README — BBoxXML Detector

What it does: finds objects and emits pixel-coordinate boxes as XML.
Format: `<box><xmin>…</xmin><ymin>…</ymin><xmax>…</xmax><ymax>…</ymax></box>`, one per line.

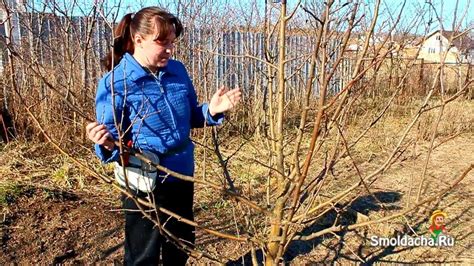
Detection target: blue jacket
<box><xmin>94</xmin><ymin>53</ymin><xmax>223</xmax><ymax>179</ymax></box>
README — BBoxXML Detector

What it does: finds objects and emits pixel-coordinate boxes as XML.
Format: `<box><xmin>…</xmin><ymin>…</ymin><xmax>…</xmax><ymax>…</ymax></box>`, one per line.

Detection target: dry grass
<box><xmin>190</xmin><ymin>97</ymin><xmax>474</xmax><ymax>262</ymax></box>
<box><xmin>0</xmin><ymin>97</ymin><xmax>473</xmax><ymax>263</ymax></box>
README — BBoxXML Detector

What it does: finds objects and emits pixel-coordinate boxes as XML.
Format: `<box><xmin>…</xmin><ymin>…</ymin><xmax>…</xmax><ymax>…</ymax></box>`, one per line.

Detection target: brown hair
<box><xmin>102</xmin><ymin>7</ymin><xmax>183</xmax><ymax>71</ymax></box>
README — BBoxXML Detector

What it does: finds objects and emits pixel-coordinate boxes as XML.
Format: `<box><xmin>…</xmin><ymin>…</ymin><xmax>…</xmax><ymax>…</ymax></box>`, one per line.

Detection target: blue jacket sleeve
<box><xmin>94</xmin><ymin>77</ymin><xmax>130</xmax><ymax>163</ymax></box>
<box><xmin>184</xmin><ymin>68</ymin><xmax>224</xmax><ymax>128</ymax></box>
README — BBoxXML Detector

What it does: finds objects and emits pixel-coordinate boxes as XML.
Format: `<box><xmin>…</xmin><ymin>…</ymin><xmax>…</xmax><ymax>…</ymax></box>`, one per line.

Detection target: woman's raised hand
<box><xmin>208</xmin><ymin>87</ymin><xmax>242</xmax><ymax>116</ymax></box>
<box><xmin>86</xmin><ymin>122</ymin><xmax>115</xmax><ymax>151</ymax></box>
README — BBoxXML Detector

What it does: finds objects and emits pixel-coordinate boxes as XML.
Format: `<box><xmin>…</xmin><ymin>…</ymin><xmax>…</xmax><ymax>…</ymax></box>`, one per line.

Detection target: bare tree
<box><xmin>1</xmin><ymin>0</ymin><xmax>473</xmax><ymax>264</ymax></box>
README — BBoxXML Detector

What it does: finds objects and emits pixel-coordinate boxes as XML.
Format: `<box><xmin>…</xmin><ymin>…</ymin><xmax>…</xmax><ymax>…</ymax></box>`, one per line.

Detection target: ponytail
<box><xmin>102</xmin><ymin>13</ymin><xmax>135</xmax><ymax>71</ymax></box>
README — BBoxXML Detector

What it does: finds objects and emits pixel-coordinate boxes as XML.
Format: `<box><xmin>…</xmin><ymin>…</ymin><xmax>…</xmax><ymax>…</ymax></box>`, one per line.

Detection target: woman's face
<box><xmin>134</xmin><ymin>26</ymin><xmax>176</xmax><ymax>71</ymax></box>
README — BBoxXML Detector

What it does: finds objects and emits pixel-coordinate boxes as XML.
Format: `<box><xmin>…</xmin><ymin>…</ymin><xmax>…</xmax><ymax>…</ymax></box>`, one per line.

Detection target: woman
<box><xmin>86</xmin><ymin>7</ymin><xmax>241</xmax><ymax>265</ymax></box>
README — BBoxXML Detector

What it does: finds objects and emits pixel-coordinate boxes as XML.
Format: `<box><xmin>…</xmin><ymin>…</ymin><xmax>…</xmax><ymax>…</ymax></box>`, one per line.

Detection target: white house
<box><xmin>418</xmin><ymin>30</ymin><xmax>474</xmax><ymax>64</ymax></box>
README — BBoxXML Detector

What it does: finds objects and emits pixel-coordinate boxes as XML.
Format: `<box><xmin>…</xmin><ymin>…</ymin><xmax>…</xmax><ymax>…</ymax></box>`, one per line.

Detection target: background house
<box><xmin>417</xmin><ymin>30</ymin><xmax>474</xmax><ymax>64</ymax></box>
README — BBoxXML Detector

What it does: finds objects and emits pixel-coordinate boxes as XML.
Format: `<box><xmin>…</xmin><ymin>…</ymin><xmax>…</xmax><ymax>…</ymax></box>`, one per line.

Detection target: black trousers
<box><xmin>122</xmin><ymin>180</ymin><xmax>195</xmax><ymax>265</ymax></box>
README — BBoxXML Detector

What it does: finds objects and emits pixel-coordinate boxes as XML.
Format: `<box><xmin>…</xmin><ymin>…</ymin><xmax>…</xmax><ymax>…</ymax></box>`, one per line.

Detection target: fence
<box><xmin>1</xmin><ymin>8</ymin><xmax>471</xmax><ymax>141</ymax></box>
<box><xmin>0</xmin><ymin>9</ymin><xmax>353</xmax><ymax>101</ymax></box>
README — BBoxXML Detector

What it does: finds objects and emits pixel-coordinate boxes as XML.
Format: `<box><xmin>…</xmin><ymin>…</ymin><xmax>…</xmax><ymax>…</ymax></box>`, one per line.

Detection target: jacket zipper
<box><xmin>156</xmin><ymin>71</ymin><xmax>177</xmax><ymax>129</ymax></box>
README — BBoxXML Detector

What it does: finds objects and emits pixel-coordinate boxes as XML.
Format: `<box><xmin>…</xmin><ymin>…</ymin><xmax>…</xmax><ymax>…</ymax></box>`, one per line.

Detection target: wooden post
<box><xmin>0</xmin><ymin>113</ymin><xmax>8</xmax><ymax>142</ymax></box>
<box><xmin>464</xmin><ymin>63</ymin><xmax>472</xmax><ymax>99</ymax></box>
<box><xmin>419</xmin><ymin>58</ymin><xmax>425</xmax><ymax>94</ymax></box>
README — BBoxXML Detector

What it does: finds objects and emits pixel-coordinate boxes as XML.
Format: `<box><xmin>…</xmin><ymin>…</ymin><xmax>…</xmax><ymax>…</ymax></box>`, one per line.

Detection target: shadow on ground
<box><xmin>226</xmin><ymin>191</ymin><xmax>402</xmax><ymax>265</ymax></box>
<box><xmin>296</xmin><ymin>191</ymin><xmax>471</xmax><ymax>265</ymax></box>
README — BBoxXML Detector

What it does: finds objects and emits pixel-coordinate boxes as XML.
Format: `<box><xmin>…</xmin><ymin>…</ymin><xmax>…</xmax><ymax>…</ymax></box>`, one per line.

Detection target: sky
<box><xmin>17</xmin><ymin>0</ymin><xmax>474</xmax><ymax>33</ymax></box>
<box><xmin>113</xmin><ymin>0</ymin><xmax>473</xmax><ymax>31</ymax></box>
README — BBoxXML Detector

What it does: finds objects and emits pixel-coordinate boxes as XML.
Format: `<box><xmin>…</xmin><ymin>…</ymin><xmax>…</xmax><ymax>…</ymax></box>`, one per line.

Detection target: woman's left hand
<box><xmin>208</xmin><ymin>87</ymin><xmax>242</xmax><ymax>116</ymax></box>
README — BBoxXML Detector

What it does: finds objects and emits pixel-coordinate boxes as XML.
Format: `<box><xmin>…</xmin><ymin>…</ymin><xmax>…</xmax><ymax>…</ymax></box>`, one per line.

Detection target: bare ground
<box><xmin>289</xmin><ymin>134</ymin><xmax>474</xmax><ymax>264</ymax></box>
<box><xmin>1</xmin><ymin>134</ymin><xmax>472</xmax><ymax>264</ymax></box>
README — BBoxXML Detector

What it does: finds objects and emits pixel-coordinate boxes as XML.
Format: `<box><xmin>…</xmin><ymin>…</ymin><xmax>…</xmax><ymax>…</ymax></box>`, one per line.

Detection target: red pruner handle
<box><xmin>122</xmin><ymin>140</ymin><xmax>133</xmax><ymax>166</ymax></box>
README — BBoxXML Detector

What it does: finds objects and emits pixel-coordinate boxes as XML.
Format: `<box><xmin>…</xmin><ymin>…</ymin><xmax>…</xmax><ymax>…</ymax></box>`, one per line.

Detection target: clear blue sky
<box><xmin>111</xmin><ymin>0</ymin><xmax>473</xmax><ymax>31</ymax></box>
<box><xmin>400</xmin><ymin>0</ymin><xmax>473</xmax><ymax>30</ymax></box>
<box><xmin>26</xmin><ymin>0</ymin><xmax>473</xmax><ymax>33</ymax></box>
